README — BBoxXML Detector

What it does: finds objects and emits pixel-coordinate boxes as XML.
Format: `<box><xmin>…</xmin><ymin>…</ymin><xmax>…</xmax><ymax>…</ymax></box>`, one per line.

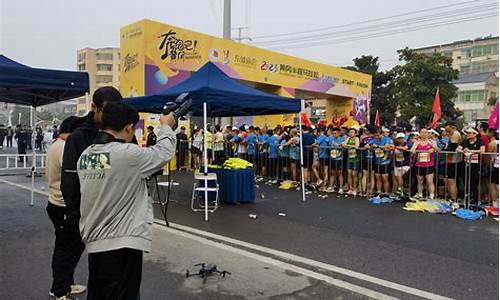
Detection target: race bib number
<box><xmin>348</xmin><ymin>149</ymin><xmax>357</xmax><ymax>158</ymax></box>
<box><xmin>418</xmin><ymin>152</ymin><xmax>430</xmax><ymax>163</ymax></box>
<box><xmin>330</xmin><ymin>149</ymin><xmax>341</xmax><ymax>158</ymax></box>
<box><xmin>470</xmin><ymin>153</ymin><xmax>479</xmax><ymax>164</ymax></box>
<box><xmin>494</xmin><ymin>156</ymin><xmax>499</xmax><ymax>168</ymax></box>
<box><xmin>374</xmin><ymin>148</ymin><xmax>384</xmax><ymax>158</ymax></box>
<box><xmin>396</xmin><ymin>151</ymin><xmax>405</xmax><ymax>162</ymax></box>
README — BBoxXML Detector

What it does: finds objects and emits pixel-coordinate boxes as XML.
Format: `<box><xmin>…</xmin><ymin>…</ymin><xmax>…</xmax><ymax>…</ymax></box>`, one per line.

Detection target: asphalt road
<box><xmin>0</xmin><ymin>170</ymin><xmax>498</xmax><ymax>299</ymax></box>
<box><xmin>0</xmin><ymin>182</ymin><xmax>368</xmax><ymax>300</ymax></box>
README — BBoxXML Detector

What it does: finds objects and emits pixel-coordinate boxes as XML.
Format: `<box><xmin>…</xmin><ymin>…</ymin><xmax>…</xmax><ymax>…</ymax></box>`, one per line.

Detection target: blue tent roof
<box><xmin>124</xmin><ymin>62</ymin><xmax>300</xmax><ymax>117</ymax></box>
<box><xmin>0</xmin><ymin>54</ymin><xmax>89</xmax><ymax>107</ymax></box>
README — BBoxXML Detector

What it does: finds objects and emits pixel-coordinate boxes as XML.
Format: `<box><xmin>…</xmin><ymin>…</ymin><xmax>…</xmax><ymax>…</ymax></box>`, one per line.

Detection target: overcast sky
<box><xmin>1</xmin><ymin>0</ymin><xmax>498</xmax><ymax>72</ymax></box>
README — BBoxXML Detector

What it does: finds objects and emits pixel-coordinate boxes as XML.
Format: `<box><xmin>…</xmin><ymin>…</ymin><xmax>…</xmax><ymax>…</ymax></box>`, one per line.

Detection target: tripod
<box><xmin>148</xmin><ymin>163</ymin><xmax>178</xmax><ymax>227</ymax></box>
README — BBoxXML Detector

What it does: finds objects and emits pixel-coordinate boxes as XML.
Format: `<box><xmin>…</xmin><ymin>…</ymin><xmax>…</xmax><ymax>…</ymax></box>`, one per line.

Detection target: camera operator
<box><xmin>57</xmin><ymin>86</ymin><xmax>122</xmax><ymax>300</ymax></box>
<box><xmin>78</xmin><ymin>102</ymin><xmax>176</xmax><ymax>300</ymax></box>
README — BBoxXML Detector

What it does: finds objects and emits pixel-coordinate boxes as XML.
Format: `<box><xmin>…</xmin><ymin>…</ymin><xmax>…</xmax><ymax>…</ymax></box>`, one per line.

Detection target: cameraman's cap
<box><xmin>396</xmin><ymin>132</ymin><xmax>405</xmax><ymax>139</ymax></box>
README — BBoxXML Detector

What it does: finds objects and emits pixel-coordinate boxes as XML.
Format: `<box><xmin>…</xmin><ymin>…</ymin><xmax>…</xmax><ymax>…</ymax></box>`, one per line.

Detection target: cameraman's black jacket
<box><xmin>61</xmin><ymin>112</ymin><xmax>98</xmax><ymax>227</ymax></box>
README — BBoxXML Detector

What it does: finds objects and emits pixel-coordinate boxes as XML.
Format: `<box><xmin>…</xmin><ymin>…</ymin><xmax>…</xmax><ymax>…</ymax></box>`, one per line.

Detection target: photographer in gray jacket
<box><xmin>77</xmin><ymin>102</ymin><xmax>176</xmax><ymax>300</ymax></box>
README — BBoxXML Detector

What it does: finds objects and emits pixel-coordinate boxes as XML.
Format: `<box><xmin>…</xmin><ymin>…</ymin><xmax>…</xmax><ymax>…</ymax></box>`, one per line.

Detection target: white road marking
<box><xmin>154</xmin><ymin>222</ymin><xmax>400</xmax><ymax>300</ymax></box>
<box><xmin>0</xmin><ymin>178</ymin><xmax>455</xmax><ymax>300</ymax></box>
<box><xmin>163</xmin><ymin>221</ymin><xmax>454</xmax><ymax>300</ymax></box>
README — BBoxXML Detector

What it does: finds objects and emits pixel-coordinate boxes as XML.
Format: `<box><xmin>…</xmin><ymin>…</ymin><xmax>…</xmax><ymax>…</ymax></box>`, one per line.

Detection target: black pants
<box><xmin>88</xmin><ymin>248</ymin><xmax>143</xmax><ymax>300</ymax></box>
<box><xmin>46</xmin><ymin>203</ymin><xmax>85</xmax><ymax>297</ymax></box>
<box><xmin>6</xmin><ymin>136</ymin><xmax>12</xmax><ymax>147</ymax></box>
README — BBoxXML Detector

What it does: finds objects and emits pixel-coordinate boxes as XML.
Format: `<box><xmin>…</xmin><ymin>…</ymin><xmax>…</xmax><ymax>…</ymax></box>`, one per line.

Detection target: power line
<box><xmin>253</xmin><ymin>3</ymin><xmax>497</xmax><ymax>46</ymax></box>
<box><xmin>251</xmin><ymin>0</ymin><xmax>490</xmax><ymax>40</ymax></box>
<box><xmin>268</xmin><ymin>13</ymin><xmax>497</xmax><ymax>50</ymax></box>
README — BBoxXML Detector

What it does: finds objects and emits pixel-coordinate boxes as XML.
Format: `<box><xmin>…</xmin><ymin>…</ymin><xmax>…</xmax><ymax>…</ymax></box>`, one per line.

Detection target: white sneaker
<box><xmin>50</xmin><ymin>285</ymin><xmax>87</xmax><ymax>297</ymax></box>
<box><xmin>338</xmin><ymin>188</ymin><xmax>344</xmax><ymax>194</ymax></box>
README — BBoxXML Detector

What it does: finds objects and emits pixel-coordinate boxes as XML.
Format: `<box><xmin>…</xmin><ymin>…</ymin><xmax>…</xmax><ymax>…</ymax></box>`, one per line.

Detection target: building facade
<box><xmin>413</xmin><ymin>36</ymin><xmax>499</xmax><ymax>122</ymax></box>
<box><xmin>76</xmin><ymin>47</ymin><xmax>120</xmax><ymax>115</ymax></box>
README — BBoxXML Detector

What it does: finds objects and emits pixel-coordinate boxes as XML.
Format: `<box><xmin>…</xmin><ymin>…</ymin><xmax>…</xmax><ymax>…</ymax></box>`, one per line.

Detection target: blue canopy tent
<box><xmin>125</xmin><ymin>62</ymin><xmax>306</xmax><ymax>221</ymax></box>
<box><xmin>124</xmin><ymin>61</ymin><xmax>300</xmax><ymax>116</ymax></box>
<box><xmin>0</xmin><ymin>54</ymin><xmax>89</xmax><ymax>205</ymax></box>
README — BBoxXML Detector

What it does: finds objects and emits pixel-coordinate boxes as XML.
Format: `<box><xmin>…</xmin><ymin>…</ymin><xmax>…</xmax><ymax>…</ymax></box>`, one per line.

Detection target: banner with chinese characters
<box><xmin>120</xmin><ymin>19</ymin><xmax>372</xmax><ymax>126</ymax></box>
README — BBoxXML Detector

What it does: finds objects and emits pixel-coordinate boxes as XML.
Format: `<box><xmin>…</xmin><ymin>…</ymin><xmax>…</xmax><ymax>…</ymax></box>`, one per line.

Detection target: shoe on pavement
<box><xmin>54</xmin><ymin>294</ymin><xmax>79</xmax><ymax>300</ymax></box>
<box><xmin>50</xmin><ymin>285</ymin><xmax>87</xmax><ymax>297</ymax></box>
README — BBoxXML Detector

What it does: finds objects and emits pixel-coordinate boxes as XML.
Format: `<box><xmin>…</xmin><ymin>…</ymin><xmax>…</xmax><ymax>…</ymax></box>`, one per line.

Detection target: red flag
<box><xmin>300</xmin><ymin>112</ymin><xmax>312</xmax><ymax>127</ymax></box>
<box><xmin>488</xmin><ymin>101</ymin><xmax>499</xmax><ymax>129</ymax></box>
<box><xmin>431</xmin><ymin>88</ymin><xmax>441</xmax><ymax>129</ymax></box>
<box><xmin>374</xmin><ymin>110</ymin><xmax>380</xmax><ymax>127</ymax></box>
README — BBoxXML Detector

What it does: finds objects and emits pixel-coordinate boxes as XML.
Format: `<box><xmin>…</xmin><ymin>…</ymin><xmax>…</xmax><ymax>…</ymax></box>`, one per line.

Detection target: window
<box><xmin>96</xmin><ymin>64</ymin><xmax>113</xmax><ymax>71</ymax></box>
<box><xmin>77</xmin><ymin>52</ymin><xmax>86</xmax><ymax>62</ymax></box>
<box><xmin>471</xmin><ymin>60</ymin><xmax>499</xmax><ymax>73</ymax></box>
<box><xmin>472</xmin><ymin>44</ymin><xmax>499</xmax><ymax>57</ymax></box>
<box><xmin>462</xmin><ymin>48</ymin><xmax>472</xmax><ymax>58</ymax></box>
<box><xmin>458</xmin><ymin>90</ymin><xmax>487</xmax><ymax>102</ymax></box>
<box><xmin>460</xmin><ymin>64</ymin><xmax>471</xmax><ymax>74</ymax></box>
<box><xmin>77</xmin><ymin>63</ymin><xmax>86</xmax><ymax>71</ymax></box>
<box><xmin>96</xmin><ymin>53</ymin><xmax>113</xmax><ymax>60</ymax></box>
<box><xmin>95</xmin><ymin>75</ymin><xmax>113</xmax><ymax>83</ymax></box>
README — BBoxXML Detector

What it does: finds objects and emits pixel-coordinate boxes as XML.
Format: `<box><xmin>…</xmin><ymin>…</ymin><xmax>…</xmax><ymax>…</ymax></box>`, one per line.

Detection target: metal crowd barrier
<box><xmin>172</xmin><ymin>138</ymin><xmax>499</xmax><ymax>208</ymax></box>
<box><xmin>0</xmin><ymin>153</ymin><xmax>47</xmax><ymax>171</ymax></box>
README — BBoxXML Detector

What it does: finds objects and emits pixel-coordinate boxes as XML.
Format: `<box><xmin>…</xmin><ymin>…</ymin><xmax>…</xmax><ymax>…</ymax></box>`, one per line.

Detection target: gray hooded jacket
<box><xmin>78</xmin><ymin>125</ymin><xmax>176</xmax><ymax>253</ymax></box>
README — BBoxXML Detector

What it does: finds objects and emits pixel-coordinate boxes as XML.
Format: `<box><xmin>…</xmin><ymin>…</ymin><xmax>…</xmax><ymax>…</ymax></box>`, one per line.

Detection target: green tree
<box><xmin>37</xmin><ymin>110</ymin><xmax>54</xmax><ymax>121</ymax></box>
<box><xmin>390</xmin><ymin>48</ymin><xmax>461</xmax><ymax>128</ymax></box>
<box><xmin>12</xmin><ymin>106</ymin><xmax>31</xmax><ymax>126</ymax></box>
<box><xmin>488</xmin><ymin>96</ymin><xmax>498</xmax><ymax>106</ymax></box>
<box><xmin>344</xmin><ymin>55</ymin><xmax>396</xmax><ymax>126</ymax></box>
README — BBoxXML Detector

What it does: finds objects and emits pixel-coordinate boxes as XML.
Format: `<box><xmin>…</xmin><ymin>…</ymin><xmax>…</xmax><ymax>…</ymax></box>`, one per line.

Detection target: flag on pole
<box><xmin>374</xmin><ymin>110</ymin><xmax>380</xmax><ymax>127</ymax></box>
<box><xmin>488</xmin><ymin>101</ymin><xmax>499</xmax><ymax>129</ymax></box>
<box><xmin>300</xmin><ymin>112</ymin><xmax>312</xmax><ymax>127</ymax></box>
<box><xmin>431</xmin><ymin>88</ymin><xmax>441</xmax><ymax>129</ymax></box>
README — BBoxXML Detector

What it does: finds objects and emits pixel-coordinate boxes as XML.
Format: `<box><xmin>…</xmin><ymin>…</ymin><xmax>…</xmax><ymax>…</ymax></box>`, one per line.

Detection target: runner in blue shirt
<box><xmin>369</xmin><ymin>128</ymin><xmax>394</xmax><ymax>195</ymax></box>
<box><xmin>244</xmin><ymin>126</ymin><xmax>258</xmax><ymax>164</ymax></box>
<box><xmin>328</xmin><ymin>128</ymin><xmax>346</xmax><ymax>193</ymax></box>
<box><xmin>313</xmin><ymin>127</ymin><xmax>329</xmax><ymax>188</ymax></box>
<box><xmin>265</xmin><ymin>128</ymin><xmax>280</xmax><ymax>181</ymax></box>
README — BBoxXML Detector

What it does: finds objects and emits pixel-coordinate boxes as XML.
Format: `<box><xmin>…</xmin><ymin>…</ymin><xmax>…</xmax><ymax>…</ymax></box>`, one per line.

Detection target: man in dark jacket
<box><xmin>146</xmin><ymin>125</ymin><xmax>157</xmax><ymax>147</ymax></box>
<box><xmin>56</xmin><ymin>86</ymin><xmax>122</xmax><ymax>300</ymax></box>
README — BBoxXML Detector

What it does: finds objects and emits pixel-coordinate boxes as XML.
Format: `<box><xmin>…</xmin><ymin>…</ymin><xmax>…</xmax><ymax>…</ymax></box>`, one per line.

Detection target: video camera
<box><xmin>162</xmin><ymin>92</ymin><xmax>192</xmax><ymax>130</ymax></box>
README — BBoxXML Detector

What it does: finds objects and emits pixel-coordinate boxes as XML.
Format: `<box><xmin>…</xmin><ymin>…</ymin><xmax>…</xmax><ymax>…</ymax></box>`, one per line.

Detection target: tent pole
<box><xmin>203</xmin><ymin>102</ymin><xmax>209</xmax><ymax>222</ymax></box>
<box><xmin>30</xmin><ymin>106</ymin><xmax>35</xmax><ymax>206</ymax></box>
<box><xmin>299</xmin><ymin>99</ymin><xmax>306</xmax><ymax>202</ymax></box>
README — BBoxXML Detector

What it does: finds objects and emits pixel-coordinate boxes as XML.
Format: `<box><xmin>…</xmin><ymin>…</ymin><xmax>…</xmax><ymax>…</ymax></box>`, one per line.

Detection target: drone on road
<box><xmin>186</xmin><ymin>263</ymin><xmax>231</xmax><ymax>283</ymax></box>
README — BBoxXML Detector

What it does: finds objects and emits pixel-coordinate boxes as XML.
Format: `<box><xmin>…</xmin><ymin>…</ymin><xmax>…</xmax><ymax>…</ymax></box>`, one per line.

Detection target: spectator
<box><xmin>46</xmin><ymin>116</ymin><xmax>86</xmax><ymax>299</ymax></box>
<box><xmin>6</xmin><ymin>126</ymin><xmax>14</xmax><ymax>148</ymax></box>
<box><xmin>176</xmin><ymin>126</ymin><xmax>188</xmax><ymax>170</ymax></box>
<box><xmin>146</xmin><ymin>126</ymin><xmax>157</xmax><ymax>147</ymax></box>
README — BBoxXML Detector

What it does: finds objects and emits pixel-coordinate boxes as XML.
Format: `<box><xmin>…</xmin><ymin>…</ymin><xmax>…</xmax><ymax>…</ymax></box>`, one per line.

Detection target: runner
<box><xmin>442</xmin><ymin>121</ymin><xmax>462</xmax><ymax>202</ymax></box>
<box><xmin>287</xmin><ymin>129</ymin><xmax>300</xmax><ymax>183</ymax></box>
<box><xmin>486</xmin><ymin>128</ymin><xmax>498</xmax><ymax>206</ymax></box>
<box><xmin>393</xmin><ymin>132</ymin><xmax>410</xmax><ymax>196</ymax></box>
<box><xmin>411</xmin><ymin>128</ymin><xmax>439</xmax><ymax>200</ymax></box>
<box><xmin>369</xmin><ymin>127</ymin><xmax>394</xmax><ymax>195</ymax></box>
<box><xmin>457</xmin><ymin>127</ymin><xmax>485</xmax><ymax>207</ymax></box>
<box><xmin>313</xmin><ymin>127</ymin><xmax>329</xmax><ymax>189</ymax></box>
<box><xmin>328</xmin><ymin>127</ymin><xmax>346</xmax><ymax>193</ymax></box>
<box><xmin>360</xmin><ymin>127</ymin><xmax>376</xmax><ymax>196</ymax></box>
<box><xmin>344</xmin><ymin>128</ymin><xmax>360</xmax><ymax>196</ymax></box>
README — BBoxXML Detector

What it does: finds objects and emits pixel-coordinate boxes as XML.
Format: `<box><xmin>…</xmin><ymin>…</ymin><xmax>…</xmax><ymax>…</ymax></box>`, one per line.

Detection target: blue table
<box><xmin>208</xmin><ymin>168</ymin><xmax>255</xmax><ymax>204</ymax></box>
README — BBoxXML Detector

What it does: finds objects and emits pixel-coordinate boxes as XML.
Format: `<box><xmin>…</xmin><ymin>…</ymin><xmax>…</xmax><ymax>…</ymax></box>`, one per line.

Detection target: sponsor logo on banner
<box><xmin>208</xmin><ymin>49</ymin><xmax>230</xmax><ymax>64</ymax></box>
<box><xmin>123</xmin><ymin>53</ymin><xmax>139</xmax><ymax>73</ymax></box>
<box><xmin>158</xmin><ymin>29</ymin><xmax>200</xmax><ymax>61</ymax></box>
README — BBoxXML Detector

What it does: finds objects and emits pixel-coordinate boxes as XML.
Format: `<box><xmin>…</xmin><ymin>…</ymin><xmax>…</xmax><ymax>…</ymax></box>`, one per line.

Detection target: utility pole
<box><xmin>222</xmin><ymin>0</ymin><xmax>232</xmax><ymax>126</ymax></box>
<box><xmin>232</xmin><ymin>26</ymin><xmax>252</xmax><ymax>43</ymax></box>
<box><xmin>223</xmin><ymin>0</ymin><xmax>231</xmax><ymax>40</ymax></box>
